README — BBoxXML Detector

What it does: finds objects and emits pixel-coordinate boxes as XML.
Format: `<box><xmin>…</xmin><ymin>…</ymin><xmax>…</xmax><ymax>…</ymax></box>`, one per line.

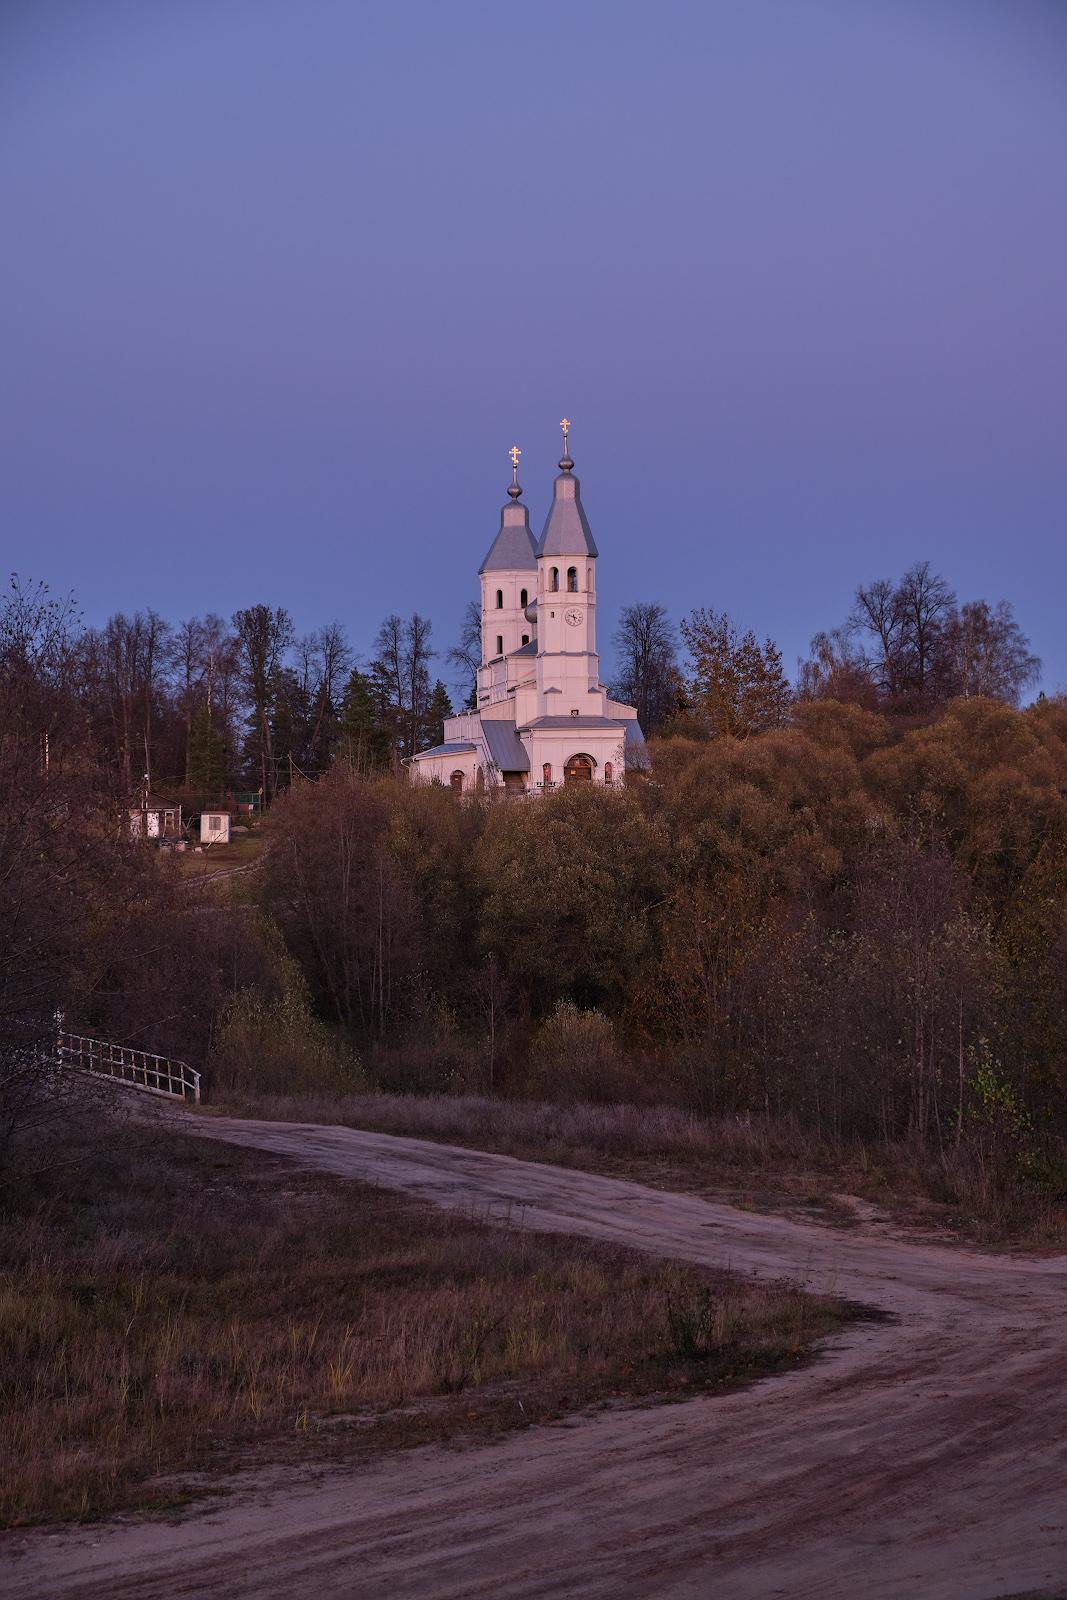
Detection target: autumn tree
<box><xmin>612</xmin><ymin>602</ymin><xmax>682</xmax><ymax>733</ymax></box>
<box><xmin>84</xmin><ymin>610</ymin><xmax>172</xmax><ymax>791</ymax></box>
<box><xmin>797</xmin><ymin>627</ymin><xmax>878</xmax><ymax>708</ymax></box>
<box><xmin>939</xmin><ymin>600</ymin><xmax>1040</xmax><ymax>705</ymax></box>
<box><xmin>850</xmin><ymin>577</ymin><xmax>904</xmax><ymax>702</ymax></box>
<box><xmin>680</xmin><ymin>608</ymin><xmax>791</xmax><ymax>738</ymax></box>
<box><xmin>201</xmin><ymin>612</ymin><xmax>241</xmax><ymax>783</ymax></box>
<box><xmin>0</xmin><ymin>577</ymin><xmax>82</xmax><ymax>774</ymax></box>
<box><xmin>0</xmin><ymin>580</ymin><xmax>168</xmax><ymax>1164</ymax></box>
<box><xmin>836</xmin><ymin>565</ymin><xmax>1038</xmax><ymax>714</ymax></box>
<box><xmin>447</xmin><ymin>599</ymin><xmax>482</xmax><ymax>710</ymax></box>
<box><xmin>173</xmin><ymin>616</ymin><xmax>207</xmax><ymax>787</ymax></box>
<box><xmin>296</xmin><ymin>622</ymin><xmax>352</xmax><ymax>777</ymax></box>
<box><xmin>848</xmin><ymin>564</ymin><xmax>956</xmax><ymax>706</ymax></box>
<box><xmin>893</xmin><ymin>561</ymin><xmax>956</xmax><ymax>702</ymax></box>
<box><xmin>171</xmin><ymin>613</ymin><xmax>240</xmax><ymax>792</ymax></box>
<box><xmin>256</xmin><ymin>772</ymin><xmax>421</xmax><ymax>1037</ymax></box>
<box><xmin>370</xmin><ymin>612</ymin><xmax>436</xmax><ymax>761</ymax></box>
<box><xmin>475</xmin><ymin>785</ymin><xmax>671</xmax><ymax>1015</ymax></box>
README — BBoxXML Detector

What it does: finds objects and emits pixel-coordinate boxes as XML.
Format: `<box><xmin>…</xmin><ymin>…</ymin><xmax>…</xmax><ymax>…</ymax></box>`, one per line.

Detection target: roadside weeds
<box><xmin>0</xmin><ymin>1122</ymin><xmax>852</xmax><ymax>1528</ymax></box>
<box><xmin>214</xmin><ymin>1090</ymin><xmax>1067</xmax><ymax>1247</ymax></box>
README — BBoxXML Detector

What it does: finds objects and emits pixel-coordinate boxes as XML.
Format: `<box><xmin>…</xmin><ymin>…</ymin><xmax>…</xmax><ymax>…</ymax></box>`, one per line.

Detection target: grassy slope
<box><xmin>0</xmin><ymin>1123</ymin><xmax>849</xmax><ymax>1527</ymax></box>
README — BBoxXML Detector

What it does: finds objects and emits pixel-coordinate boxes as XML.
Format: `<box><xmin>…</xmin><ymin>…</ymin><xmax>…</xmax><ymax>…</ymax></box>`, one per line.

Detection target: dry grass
<box><xmin>176</xmin><ymin>829</ymin><xmax>264</xmax><ymax>876</ymax></box>
<box><xmin>218</xmin><ymin>1090</ymin><xmax>1067</xmax><ymax>1244</ymax></box>
<box><xmin>0</xmin><ymin>1122</ymin><xmax>847</xmax><ymax>1527</ymax></box>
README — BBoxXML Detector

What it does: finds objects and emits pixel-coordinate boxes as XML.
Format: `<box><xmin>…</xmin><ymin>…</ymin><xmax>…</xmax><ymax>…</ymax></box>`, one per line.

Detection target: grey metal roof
<box><xmin>411</xmin><ymin>740</ymin><xmax>477</xmax><ymax>759</ymax></box>
<box><xmin>624</xmin><ymin>720</ymin><xmax>647</xmax><ymax>750</ymax></box>
<box><xmin>128</xmin><ymin>791</ymin><xmax>181</xmax><ymax>810</ymax></box>
<box><xmin>479</xmin><ymin>501</ymin><xmax>538</xmax><ymax>574</ymax></box>
<box><xmin>481</xmin><ymin>719</ymin><xmax>530</xmax><ymax>772</ymax></box>
<box><xmin>509</xmin><ymin>639</ymin><xmax>537</xmax><ymax>657</ymax></box>
<box><xmin>537</xmin><ymin>469</ymin><xmax>598</xmax><ymax>559</ymax></box>
<box><xmin>518</xmin><ymin>715</ymin><xmax>626</xmax><ymax>731</ymax></box>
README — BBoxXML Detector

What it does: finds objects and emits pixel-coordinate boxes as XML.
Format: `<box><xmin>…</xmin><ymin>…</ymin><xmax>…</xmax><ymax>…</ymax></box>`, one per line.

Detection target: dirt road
<box><xmin>6</xmin><ymin>1117</ymin><xmax>1067</xmax><ymax>1599</ymax></box>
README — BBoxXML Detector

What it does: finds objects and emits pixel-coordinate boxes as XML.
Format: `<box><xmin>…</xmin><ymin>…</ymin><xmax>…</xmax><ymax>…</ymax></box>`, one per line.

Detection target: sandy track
<box><xmin>6</xmin><ymin>1116</ymin><xmax>1067</xmax><ymax>1599</ymax></box>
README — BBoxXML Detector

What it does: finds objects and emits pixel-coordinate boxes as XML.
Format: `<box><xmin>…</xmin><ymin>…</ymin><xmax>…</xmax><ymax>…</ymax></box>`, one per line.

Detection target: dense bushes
<box><xmin>249</xmin><ymin>697</ymin><xmax>1067</xmax><ymax>1165</ymax></box>
<box><xmin>207</xmin><ymin>983</ymin><xmax>363</xmax><ymax>1098</ymax></box>
<box><xmin>5</xmin><ymin>600</ymin><xmax>1067</xmax><ymax>1181</ymax></box>
<box><xmin>524</xmin><ymin>1002</ymin><xmax>625</xmax><ymax>1103</ymax></box>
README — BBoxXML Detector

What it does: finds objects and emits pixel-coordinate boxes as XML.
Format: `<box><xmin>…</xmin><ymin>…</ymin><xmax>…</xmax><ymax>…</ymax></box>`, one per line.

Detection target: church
<box><xmin>409</xmin><ymin>422</ymin><xmax>645</xmax><ymax>794</ymax></box>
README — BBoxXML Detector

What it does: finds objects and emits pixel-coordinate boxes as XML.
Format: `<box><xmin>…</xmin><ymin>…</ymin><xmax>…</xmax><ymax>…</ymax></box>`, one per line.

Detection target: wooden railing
<box><xmin>57</xmin><ymin>1031</ymin><xmax>201</xmax><ymax>1104</ymax></box>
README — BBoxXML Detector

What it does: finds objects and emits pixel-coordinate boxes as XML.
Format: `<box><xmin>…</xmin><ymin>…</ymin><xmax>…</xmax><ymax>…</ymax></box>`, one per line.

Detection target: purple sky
<box><xmin>2</xmin><ymin>0</ymin><xmax>1065</xmax><ymax>695</ymax></box>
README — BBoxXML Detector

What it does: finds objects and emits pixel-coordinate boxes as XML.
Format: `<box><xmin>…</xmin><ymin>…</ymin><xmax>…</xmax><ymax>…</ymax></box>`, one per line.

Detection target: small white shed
<box><xmin>200</xmin><ymin>811</ymin><xmax>231</xmax><ymax>845</ymax></box>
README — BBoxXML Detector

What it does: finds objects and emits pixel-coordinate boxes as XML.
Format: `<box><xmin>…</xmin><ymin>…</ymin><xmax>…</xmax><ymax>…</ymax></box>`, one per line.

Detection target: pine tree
<box><xmin>423</xmin><ymin>680</ymin><xmax>453</xmax><ymax>750</ymax></box>
<box><xmin>187</xmin><ymin>704</ymin><xmax>227</xmax><ymax>796</ymax></box>
<box><xmin>232</xmin><ymin>604</ymin><xmax>295</xmax><ymax>801</ymax></box>
<box><xmin>339</xmin><ymin>668</ymin><xmax>391</xmax><ymax>772</ymax></box>
<box><xmin>270</xmin><ymin>666</ymin><xmax>311</xmax><ymax>787</ymax></box>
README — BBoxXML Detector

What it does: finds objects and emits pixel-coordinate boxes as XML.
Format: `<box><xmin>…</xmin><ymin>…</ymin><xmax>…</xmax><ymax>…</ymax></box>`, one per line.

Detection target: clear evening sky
<box><xmin>2</xmin><ymin>0</ymin><xmax>1065</xmax><ymax>694</ymax></box>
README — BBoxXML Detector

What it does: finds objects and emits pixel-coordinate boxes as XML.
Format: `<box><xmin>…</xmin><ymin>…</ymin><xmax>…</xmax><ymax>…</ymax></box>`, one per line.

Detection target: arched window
<box><xmin>496</xmin><ymin>635</ymin><xmax>503</xmax><ymax>657</ymax></box>
<box><xmin>542</xmin><ymin>762</ymin><xmax>552</xmax><ymax>787</ymax></box>
<box><xmin>564</xmin><ymin>753</ymin><xmax>594</xmax><ymax>785</ymax></box>
<box><xmin>586</xmin><ymin>564</ymin><xmax>593</xmax><ymax>589</ymax></box>
<box><xmin>520</xmin><ymin>588</ymin><xmax>528</xmax><ymax>607</ymax></box>
<box><xmin>521</xmin><ymin>633</ymin><xmax>529</xmax><ymax>646</ymax></box>
<box><xmin>567</xmin><ymin>567</ymin><xmax>578</xmax><ymax>592</ymax></box>
<box><xmin>549</xmin><ymin>567</ymin><xmax>559</xmax><ymax>592</ymax></box>
<box><xmin>495</xmin><ymin>589</ymin><xmax>503</xmax><ymax>609</ymax></box>
<box><xmin>450</xmin><ymin>771</ymin><xmax>464</xmax><ymax>793</ymax></box>
<box><xmin>604</xmin><ymin>761</ymin><xmax>613</xmax><ymax>785</ymax></box>
<box><xmin>476</xmin><ymin>766</ymin><xmax>485</xmax><ymax>794</ymax></box>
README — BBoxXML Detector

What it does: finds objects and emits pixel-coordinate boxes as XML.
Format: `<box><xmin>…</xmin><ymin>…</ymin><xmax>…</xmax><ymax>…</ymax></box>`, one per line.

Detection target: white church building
<box><xmin>409</xmin><ymin>423</ymin><xmax>645</xmax><ymax>794</ymax></box>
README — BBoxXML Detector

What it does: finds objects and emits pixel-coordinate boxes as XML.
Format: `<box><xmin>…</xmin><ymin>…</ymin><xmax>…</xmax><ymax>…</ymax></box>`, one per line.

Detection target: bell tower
<box><xmin>476</xmin><ymin>446</ymin><xmax>538</xmax><ymax>705</ymax></box>
<box><xmin>535</xmin><ymin>420</ymin><xmax>600</xmax><ymax>703</ymax></box>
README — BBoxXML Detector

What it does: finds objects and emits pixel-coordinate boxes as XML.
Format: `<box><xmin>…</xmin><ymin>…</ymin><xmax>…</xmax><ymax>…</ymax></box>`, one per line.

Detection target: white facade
<box><xmin>410</xmin><ymin>435</ymin><xmax>644</xmax><ymax>795</ymax></box>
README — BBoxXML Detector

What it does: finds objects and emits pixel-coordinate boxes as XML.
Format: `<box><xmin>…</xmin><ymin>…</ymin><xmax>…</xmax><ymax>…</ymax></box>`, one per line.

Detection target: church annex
<box><xmin>409</xmin><ymin>423</ymin><xmax>645</xmax><ymax>794</ymax></box>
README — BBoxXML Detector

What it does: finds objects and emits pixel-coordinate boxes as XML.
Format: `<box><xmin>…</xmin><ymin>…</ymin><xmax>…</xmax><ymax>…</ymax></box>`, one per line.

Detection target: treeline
<box><xmin>3</xmin><ymin>563</ymin><xmax>1063</xmax><ymax>1186</ymax></box>
<box><xmin>615</xmin><ymin>561</ymin><xmax>1041</xmax><ymax>738</ymax></box>
<box><xmin>4</xmin><ymin>557</ymin><xmax>1041</xmax><ymax>809</ymax></box>
<box><xmin>4</xmin><ymin>583</ymin><xmax>456</xmax><ymax>805</ymax></box>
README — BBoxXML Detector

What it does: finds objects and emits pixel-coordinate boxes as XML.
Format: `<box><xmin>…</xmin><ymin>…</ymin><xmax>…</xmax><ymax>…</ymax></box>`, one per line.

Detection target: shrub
<box><xmin>369</xmin><ymin>995</ymin><xmax>477</xmax><ymax>1095</ymax></box>
<box><xmin>207</xmin><ymin>985</ymin><xmax>363</xmax><ymax>1097</ymax></box>
<box><xmin>524</xmin><ymin>1001</ymin><xmax>637</xmax><ymax>1103</ymax></box>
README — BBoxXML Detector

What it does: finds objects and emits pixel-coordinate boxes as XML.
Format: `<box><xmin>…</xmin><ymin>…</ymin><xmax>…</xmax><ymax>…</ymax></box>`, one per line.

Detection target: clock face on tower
<box><xmin>564</xmin><ymin>608</ymin><xmax>583</xmax><ymax>628</ymax></box>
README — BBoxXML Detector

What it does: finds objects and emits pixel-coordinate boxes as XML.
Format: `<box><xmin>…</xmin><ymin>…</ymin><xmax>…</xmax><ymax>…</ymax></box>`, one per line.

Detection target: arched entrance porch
<box><xmin>564</xmin><ymin>753</ymin><xmax>595</xmax><ymax>784</ymax></box>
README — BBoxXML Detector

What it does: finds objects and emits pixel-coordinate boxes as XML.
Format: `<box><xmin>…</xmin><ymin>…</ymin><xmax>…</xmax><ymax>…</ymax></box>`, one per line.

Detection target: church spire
<box><xmin>478</xmin><ymin>445</ymin><xmax>538</xmax><ymax>574</ymax></box>
<box><xmin>537</xmin><ymin>416</ymin><xmax>598</xmax><ymax>558</ymax></box>
<box><xmin>558</xmin><ymin>417</ymin><xmax>574</xmax><ymax>472</ymax></box>
<box><xmin>508</xmin><ymin>444</ymin><xmax>522</xmax><ymax>500</ymax></box>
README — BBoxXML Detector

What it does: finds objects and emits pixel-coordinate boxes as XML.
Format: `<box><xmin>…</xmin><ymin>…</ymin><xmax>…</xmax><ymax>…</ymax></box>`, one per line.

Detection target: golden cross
<box><xmin>560</xmin><ymin>417</ymin><xmax>570</xmax><ymax>447</ymax></box>
<box><xmin>509</xmin><ymin>444</ymin><xmax>521</xmax><ymax>472</ymax></box>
